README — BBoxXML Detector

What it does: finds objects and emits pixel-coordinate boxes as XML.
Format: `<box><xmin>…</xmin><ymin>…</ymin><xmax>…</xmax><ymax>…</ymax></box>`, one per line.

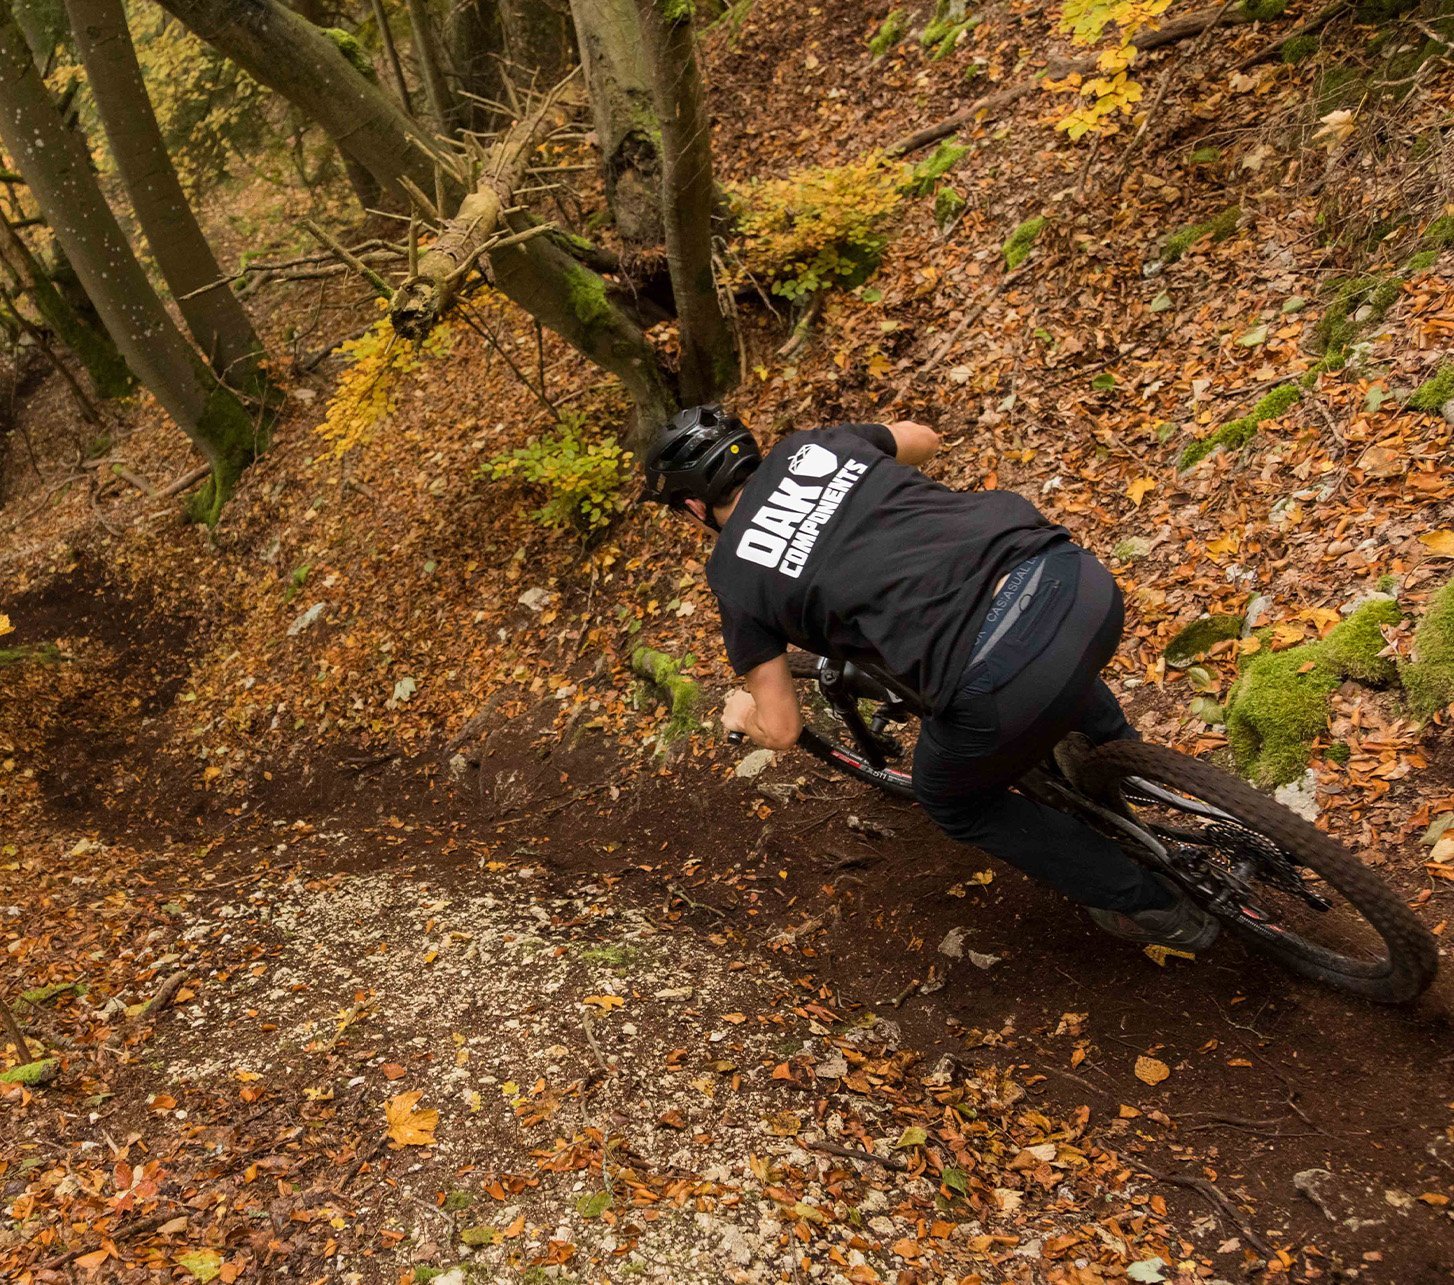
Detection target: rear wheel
<box><xmin>1080</xmin><ymin>740</ymin><xmax>1438</xmax><ymax>1003</ymax></box>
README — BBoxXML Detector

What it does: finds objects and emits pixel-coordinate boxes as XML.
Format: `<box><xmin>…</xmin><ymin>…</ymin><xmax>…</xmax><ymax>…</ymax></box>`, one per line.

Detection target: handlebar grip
<box><xmin>727</xmin><ymin>731</ymin><xmax>746</xmax><ymax>745</ymax></box>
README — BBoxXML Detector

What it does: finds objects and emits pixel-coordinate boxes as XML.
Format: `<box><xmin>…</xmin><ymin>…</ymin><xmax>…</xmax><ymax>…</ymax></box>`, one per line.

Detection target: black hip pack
<box><xmin>962</xmin><ymin>546</ymin><xmax>1082</xmax><ymax>694</ymax></box>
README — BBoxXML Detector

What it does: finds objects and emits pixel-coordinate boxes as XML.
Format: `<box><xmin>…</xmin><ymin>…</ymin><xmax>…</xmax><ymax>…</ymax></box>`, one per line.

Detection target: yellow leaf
<box><xmin>582</xmin><ymin>994</ymin><xmax>625</xmax><ymax>1012</ymax></box>
<box><xmin>1419</xmin><ymin>529</ymin><xmax>1454</xmax><ymax>557</ymax></box>
<box><xmin>1143</xmin><ymin>944</ymin><xmax>1197</xmax><ymax>967</ymax></box>
<box><xmin>0</xmin><ymin>613</ymin><xmax>12</xmax><ymax>637</ymax></box>
<box><xmin>384</xmin><ymin>1090</ymin><xmax>438</xmax><ymax>1147</ymax></box>
<box><xmin>1134</xmin><ymin>1055</ymin><xmax>1171</xmax><ymax>1085</ymax></box>
<box><xmin>501</xmin><ymin>1080</ymin><xmax>520</xmax><ymax>1097</ymax></box>
<box><xmin>969</xmin><ymin>869</ymin><xmax>994</xmax><ymax>885</ymax></box>
<box><xmin>1126</xmin><ymin>476</ymin><xmax>1157</xmax><ymax>508</ymax></box>
<box><xmin>1204</xmin><ymin>534</ymin><xmax>1240</xmax><ymax>558</ymax></box>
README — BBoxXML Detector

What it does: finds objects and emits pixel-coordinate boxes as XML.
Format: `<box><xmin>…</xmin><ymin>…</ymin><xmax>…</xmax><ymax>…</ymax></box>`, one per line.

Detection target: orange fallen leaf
<box><xmin>381</xmin><ymin>1063</ymin><xmax>407</xmax><ymax>1080</ymax></box>
<box><xmin>582</xmin><ymin>995</ymin><xmax>624</xmax><ymax>1012</ymax></box>
<box><xmin>384</xmin><ymin>1090</ymin><xmax>438</xmax><ymax>1147</ymax></box>
<box><xmin>1134</xmin><ymin>1055</ymin><xmax>1170</xmax><ymax>1086</ymax></box>
<box><xmin>1418</xmin><ymin>529</ymin><xmax>1454</xmax><ymax>557</ymax></box>
<box><xmin>1126</xmin><ymin>476</ymin><xmax>1157</xmax><ymax>507</ymax></box>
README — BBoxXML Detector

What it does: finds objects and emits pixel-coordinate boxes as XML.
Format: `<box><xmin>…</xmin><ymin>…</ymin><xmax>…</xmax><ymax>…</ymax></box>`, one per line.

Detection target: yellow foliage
<box><xmin>1050</xmin><ymin>0</ymin><xmax>1172</xmax><ymax>139</ymax></box>
<box><xmin>314</xmin><ymin>312</ymin><xmax>454</xmax><ymax>459</ymax></box>
<box><xmin>729</xmin><ymin>153</ymin><xmax>906</xmax><ymax>302</ymax></box>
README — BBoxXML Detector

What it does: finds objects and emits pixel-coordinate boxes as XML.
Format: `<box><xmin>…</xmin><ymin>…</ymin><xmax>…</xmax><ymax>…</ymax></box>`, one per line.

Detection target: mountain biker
<box><xmin>642</xmin><ymin>405</ymin><xmax>1218</xmax><ymax>951</ymax></box>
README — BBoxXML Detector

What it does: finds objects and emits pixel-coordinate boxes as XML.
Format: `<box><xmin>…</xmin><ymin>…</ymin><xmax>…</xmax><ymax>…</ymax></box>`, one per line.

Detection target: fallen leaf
<box><xmin>582</xmin><ymin>995</ymin><xmax>625</xmax><ymax>1012</ymax></box>
<box><xmin>384</xmin><ymin>1090</ymin><xmax>438</xmax><ymax>1147</ymax></box>
<box><xmin>174</xmin><ymin>1249</ymin><xmax>223</xmax><ymax>1283</ymax></box>
<box><xmin>381</xmin><ymin>1063</ymin><xmax>406</xmax><ymax>1080</ymax></box>
<box><xmin>1134</xmin><ymin>1055</ymin><xmax>1171</xmax><ymax>1086</ymax></box>
<box><xmin>1419</xmin><ymin>529</ymin><xmax>1454</xmax><ymax>557</ymax></box>
<box><xmin>1126</xmin><ymin>476</ymin><xmax>1157</xmax><ymax>507</ymax></box>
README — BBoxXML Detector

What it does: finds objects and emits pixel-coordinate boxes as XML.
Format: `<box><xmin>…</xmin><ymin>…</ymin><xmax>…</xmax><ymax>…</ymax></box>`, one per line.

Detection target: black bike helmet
<box><xmin>641</xmin><ymin>405</ymin><xmax>760</xmax><ymax>526</ymax></box>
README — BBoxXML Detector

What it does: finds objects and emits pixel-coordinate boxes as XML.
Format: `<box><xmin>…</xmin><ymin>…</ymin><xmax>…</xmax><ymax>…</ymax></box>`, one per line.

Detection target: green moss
<box><xmin>1323</xmin><ymin>597</ymin><xmax>1401</xmax><ymax>684</ymax></box>
<box><xmin>442</xmin><ymin>1189</ymin><xmax>474</xmax><ymax>1211</ymax></box>
<box><xmin>322</xmin><ymin>27</ymin><xmax>376</xmax><ymax>81</ymax></box>
<box><xmin>921</xmin><ymin>0</ymin><xmax>978</xmax><ymax>57</ymax></box>
<box><xmin>1002</xmin><ymin>216</ymin><xmax>1047</xmax><ymax>270</ymax></box>
<box><xmin>1422</xmin><ymin>215</ymin><xmax>1454</xmax><ymax>249</ymax></box>
<box><xmin>1408</xmin><ymin>363</ymin><xmax>1454</xmax><ymax>412</ymax></box>
<box><xmin>563</xmin><ymin>264</ymin><xmax>613</xmax><ymax>334</ymax></box>
<box><xmin>658</xmin><ymin>0</ymin><xmax>695</xmax><ymax>22</ymax></box>
<box><xmin>1112</xmin><ymin>536</ymin><xmax>1152</xmax><ymax>561</ymax></box>
<box><xmin>1188</xmin><ymin>146</ymin><xmax>1221</xmax><ymax>165</ymax></box>
<box><xmin>1239</xmin><ymin>0</ymin><xmax>1288</xmax><ymax>17</ymax></box>
<box><xmin>1325</xmin><ymin>740</ymin><xmax>1351</xmax><ymax>765</ymax></box>
<box><xmin>1401</xmin><ymin>578</ymin><xmax>1454</xmax><ymax>719</ymax></box>
<box><xmin>1165</xmin><ymin>614</ymin><xmax>1245</xmax><ymax>667</ymax></box>
<box><xmin>1405</xmin><ymin>248</ymin><xmax>1439</xmax><ymax>275</ymax></box>
<box><xmin>1225</xmin><ymin>599</ymin><xmax>1403</xmax><ymax>785</ymax></box>
<box><xmin>459</xmin><ymin>1225</ymin><xmax>500</xmax><ymax>1247</ymax></box>
<box><xmin>1313</xmin><ymin>272</ymin><xmax>1405</xmax><ymax>360</ymax></box>
<box><xmin>868</xmin><ymin>8</ymin><xmax>909</xmax><ymax>57</ymax></box>
<box><xmin>0</xmin><ymin>1058</ymin><xmax>58</xmax><ymax>1086</ymax></box>
<box><xmin>0</xmin><ymin>642</ymin><xmax>62</xmax><ymax>667</ymax></box>
<box><xmin>1178</xmin><ymin>383</ymin><xmax>1300</xmax><ymax>470</ymax></box>
<box><xmin>1161</xmin><ymin>205</ymin><xmax>1240</xmax><ymax>263</ymax></box>
<box><xmin>1281</xmin><ymin>33</ymin><xmax>1319</xmax><ymax>62</ymax></box>
<box><xmin>16</xmin><ymin>982</ymin><xmax>83</xmax><ymax>1009</ymax></box>
<box><xmin>631</xmin><ymin>646</ymin><xmax>702</xmax><ymax>743</ymax></box>
<box><xmin>933</xmin><ymin>187</ymin><xmax>967</xmax><ymax>231</ymax></box>
<box><xmin>905</xmin><ymin>141</ymin><xmax>969</xmax><ymax>197</ymax></box>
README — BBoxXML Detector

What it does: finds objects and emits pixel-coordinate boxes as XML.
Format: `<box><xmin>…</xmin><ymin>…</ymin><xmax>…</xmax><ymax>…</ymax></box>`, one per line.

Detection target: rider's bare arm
<box><xmin>884</xmin><ymin>420</ymin><xmax>940</xmax><ymax>466</ymax></box>
<box><xmin>722</xmin><ymin>655</ymin><xmax>802</xmax><ymax>751</ymax></box>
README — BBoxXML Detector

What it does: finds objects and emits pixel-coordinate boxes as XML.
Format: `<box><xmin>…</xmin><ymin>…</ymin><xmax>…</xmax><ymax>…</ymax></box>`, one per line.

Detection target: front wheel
<box><xmin>1079</xmin><ymin>740</ymin><xmax>1439</xmax><ymax>1003</ymax></box>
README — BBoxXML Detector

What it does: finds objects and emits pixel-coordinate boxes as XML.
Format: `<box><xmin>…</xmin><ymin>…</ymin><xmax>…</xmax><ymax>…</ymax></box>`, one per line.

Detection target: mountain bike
<box><xmin>732</xmin><ymin>652</ymin><xmax>1439</xmax><ymax>1003</ymax></box>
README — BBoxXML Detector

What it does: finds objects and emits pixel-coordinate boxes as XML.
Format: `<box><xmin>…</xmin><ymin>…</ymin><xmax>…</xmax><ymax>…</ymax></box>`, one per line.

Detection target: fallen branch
<box><xmin>138</xmin><ymin>971</ymin><xmax>187</xmax><ymax>1019</ymax></box>
<box><xmin>300</xmin><ymin>220</ymin><xmax>394</xmax><ymax>299</ymax></box>
<box><xmin>808</xmin><ymin>1139</ymin><xmax>909</xmax><ymax>1172</ymax></box>
<box><xmin>155</xmin><ymin>463</ymin><xmax>211</xmax><ymax>499</ymax></box>
<box><xmin>1131</xmin><ymin>1161</ymin><xmax>1275</xmax><ymax>1259</ymax></box>
<box><xmin>0</xmin><ymin>994</ymin><xmax>31</xmax><ymax>1060</ymax></box>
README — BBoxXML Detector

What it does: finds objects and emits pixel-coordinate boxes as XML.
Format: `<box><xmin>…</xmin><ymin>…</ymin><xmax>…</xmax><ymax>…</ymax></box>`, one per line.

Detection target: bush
<box><xmin>730</xmin><ymin>153</ymin><xmax>905</xmax><ymax>302</ymax></box>
<box><xmin>483</xmin><ymin>413</ymin><xmax>632</xmax><ymax>535</ymax></box>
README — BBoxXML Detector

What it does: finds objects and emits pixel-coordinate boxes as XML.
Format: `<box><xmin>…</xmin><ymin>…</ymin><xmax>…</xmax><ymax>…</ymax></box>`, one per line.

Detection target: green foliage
<box><xmin>905</xmin><ymin>141</ymin><xmax>969</xmax><ymax>196</ymax></box>
<box><xmin>1408</xmin><ymin>363</ymin><xmax>1454</xmax><ymax>412</ymax></box>
<box><xmin>483</xmin><ymin>414</ymin><xmax>632</xmax><ymax>535</ymax></box>
<box><xmin>1165</xmin><ymin>614</ymin><xmax>1244</xmax><ymax>666</ymax></box>
<box><xmin>731</xmin><ymin>153</ymin><xmax>905</xmax><ymax>301</ymax></box>
<box><xmin>1401</xmin><ymin>578</ymin><xmax>1454</xmax><ymax>719</ymax></box>
<box><xmin>659</xmin><ymin>0</ymin><xmax>695</xmax><ymax>22</ymax></box>
<box><xmin>1178</xmin><ymin>383</ymin><xmax>1300</xmax><ymax>470</ymax></box>
<box><xmin>868</xmin><ymin>9</ymin><xmax>909</xmax><ymax>56</ymax></box>
<box><xmin>1003</xmin><ymin>216</ymin><xmax>1047</xmax><ymax>269</ymax></box>
<box><xmin>132</xmin><ymin>4</ymin><xmax>272</xmax><ymax>195</ymax></box>
<box><xmin>1160</xmin><ymin>205</ymin><xmax>1241</xmax><ymax>263</ymax></box>
<box><xmin>1225</xmin><ymin>600</ymin><xmax>1402</xmax><ymax>785</ymax></box>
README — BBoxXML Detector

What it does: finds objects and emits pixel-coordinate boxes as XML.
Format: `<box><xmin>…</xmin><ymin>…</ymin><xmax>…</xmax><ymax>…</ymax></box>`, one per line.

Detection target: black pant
<box><xmin>912</xmin><ymin>547</ymin><xmax>1165</xmax><ymax>913</ymax></box>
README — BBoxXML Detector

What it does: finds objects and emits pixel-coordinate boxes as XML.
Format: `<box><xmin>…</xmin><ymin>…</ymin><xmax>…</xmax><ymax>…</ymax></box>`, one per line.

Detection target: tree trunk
<box><xmin>65</xmin><ymin>0</ymin><xmax>269</xmax><ymax>394</ymax></box>
<box><xmin>568</xmin><ymin>0</ymin><xmax>661</xmax><ymax>245</ymax></box>
<box><xmin>500</xmin><ymin>0</ymin><xmax>575</xmax><ymax>85</ymax></box>
<box><xmin>633</xmin><ymin>0</ymin><xmax>733</xmax><ymax>404</ymax></box>
<box><xmin>0</xmin><ymin>0</ymin><xmax>261</xmax><ymax>521</ymax></box>
<box><xmin>447</xmin><ymin>0</ymin><xmax>506</xmax><ymax>132</ymax></box>
<box><xmin>0</xmin><ymin>213</ymin><xmax>134</xmax><ymax>398</ymax></box>
<box><xmin>403</xmin><ymin>0</ymin><xmax>455</xmax><ymax>129</ymax></box>
<box><xmin>491</xmin><ymin>213</ymin><xmax>675</xmax><ymax>447</ymax></box>
<box><xmin>368</xmin><ymin>0</ymin><xmax>413</xmax><ymax>111</ymax></box>
<box><xmin>153</xmin><ymin>0</ymin><xmax>463</xmax><ymax>210</ymax></box>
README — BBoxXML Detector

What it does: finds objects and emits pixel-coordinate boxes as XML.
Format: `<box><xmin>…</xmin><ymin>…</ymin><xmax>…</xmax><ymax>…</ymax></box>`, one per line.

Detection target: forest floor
<box><xmin>4</xmin><ymin>0</ymin><xmax>1454</xmax><ymax>1282</ymax></box>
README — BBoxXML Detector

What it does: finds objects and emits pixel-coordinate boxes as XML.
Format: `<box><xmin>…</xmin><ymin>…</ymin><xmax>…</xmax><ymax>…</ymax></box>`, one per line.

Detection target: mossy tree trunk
<box><xmin>65</xmin><ymin>0</ymin><xmax>270</xmax><ymax>395</ymax></box>
<box><xmin>633</xmin><ymin>0</ymin><xmax>735</xmax><ymax>405</ymax></box>
<box><xmin>0</xmin><ymin>0</ymin><xmax>260</xmax><ymax>522</ymax></box>
<box><xmin>569</xmin><ymin>0</ymin><xmax>662</xmax><ymax>245</ymax></box>
<box><xmin>153</xmin><ymin>0</ymin><xmax>463</xmax><ymax>210</ymax></box>
<box><xmin>489</xmin><ymin>212</ymin><xmax>675</xmax><ymax>445</ymax></box>
<box><xmin>402</xmin><ymin>0</ymin><xmax>456</xmax><ymax>130</ymax></box>
<box><xmin>0</xmin><ymin>211</ymin><xmax>134</xmax><ymax>398</ymax></box>
<box><xmin>368</xmin><ymin>0</ymin><xmax>414</xmax><ymax>113</ymax></box>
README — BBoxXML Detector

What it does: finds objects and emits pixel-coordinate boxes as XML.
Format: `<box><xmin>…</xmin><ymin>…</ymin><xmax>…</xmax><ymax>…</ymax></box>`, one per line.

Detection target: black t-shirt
<box><xmin>705</xmin><ymin>424</ymin><xmax>1072</xmax><ymax>713</ymax></box>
